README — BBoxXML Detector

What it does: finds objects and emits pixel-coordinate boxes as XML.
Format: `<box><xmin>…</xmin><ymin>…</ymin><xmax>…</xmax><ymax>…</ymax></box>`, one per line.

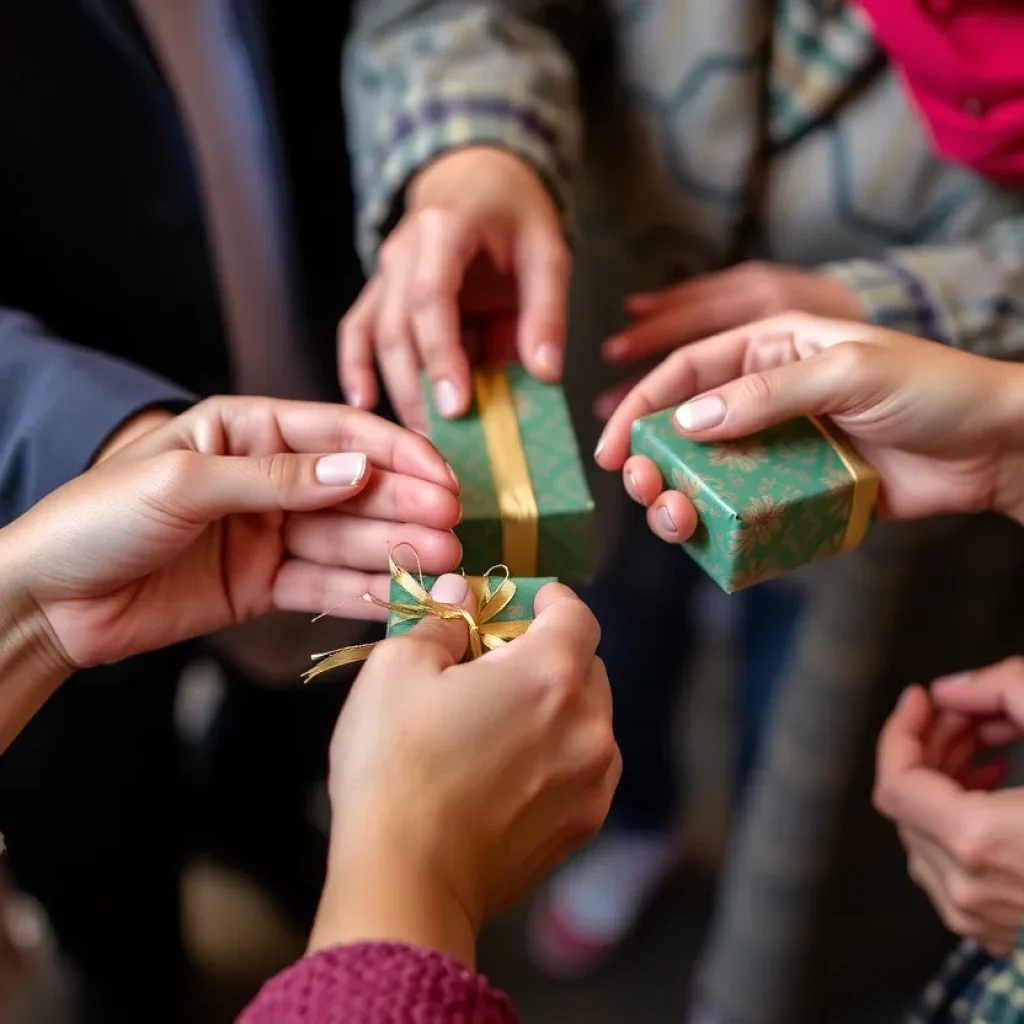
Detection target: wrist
<box><xmin>0</xmin><ymin>548</ymin><xmax>72</xmax><ymax>752</ymax></box>
<box><xmin>309</xmin><ymin>837</ymin><xmax>478</xmax><ymax>970</ymax></box>
<box><xmin>407</xmin><ymin>146</ymin><xmax>543</xmax><ymax>212</ymax></box>
<box><xmin>93</xmin><ymin>407</ymin><xmax>176</xmax><ymax>465</ymax></box>
<box><xmin>990</xmin><ymin>366</ymin><xmax>1024</xmax><ymax>526</ymax></box>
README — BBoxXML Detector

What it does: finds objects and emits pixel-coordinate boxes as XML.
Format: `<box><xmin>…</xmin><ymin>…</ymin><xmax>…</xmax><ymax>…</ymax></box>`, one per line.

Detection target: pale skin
<box><xmin>336</xmin><ymin>149</ymin><xmax>863</xmax><ymax>432</ymax></box>
<box><xmin>0</xmin><ymin>398</ymin><xmax>619</xmax><ymax>968</ymax></box>
<box><xmin>595</xmin><ymin>311</ymin><xmax>1024</xmax><ymax>957</ymax></box>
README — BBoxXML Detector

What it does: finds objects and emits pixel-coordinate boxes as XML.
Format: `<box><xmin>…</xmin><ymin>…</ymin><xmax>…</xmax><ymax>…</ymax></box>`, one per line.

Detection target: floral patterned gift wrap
<box><xmin>424</xmin><ymin>365</ymin><xmax>594</xmax><ymax>582</ymax></box>
<box><xmin>630</xmin><ymin>410</ymin><xmax>880</xmax><ymax>593</ymax></box>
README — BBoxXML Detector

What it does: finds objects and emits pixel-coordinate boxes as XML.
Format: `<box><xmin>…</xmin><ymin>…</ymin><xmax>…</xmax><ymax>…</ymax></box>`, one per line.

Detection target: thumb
<box><xmin>673</xmin><ymin>342</ymin><xmax>886</xmax><ymax>441</ymax></box>
<box><xmin>402</xmin><ymin>574</ymin><xmax>476</xmax><ymax>670</ymax></box>
<box><xmin>159</xmin><ymin>449</ymin><xmax>371</xmax><ymax>521</ymax></box>
<box><xmin>931</xmin><ymin>658</ymin><xmax>1024</xmax><ymax>728</ymax></box>
<box><xmin>515</xmin><ymin>222</ymin><xmax>570</xmax><ymax>383</ymax></box>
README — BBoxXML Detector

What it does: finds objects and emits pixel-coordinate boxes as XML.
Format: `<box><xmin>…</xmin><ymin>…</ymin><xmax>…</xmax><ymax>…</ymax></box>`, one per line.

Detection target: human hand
<box><xmin>0</xmin><ymin>397</ymin><xmax>462</xmax><ymax>673</ymax></box>
<box><xmin>310</xmin><ymin>575</ymin><xmax>620</xmax><ymax>967</ymax></box>
<box><xmin>338</xmin><ymin>147</ymin><xmax>570</xmax><ymax>429</ymax></box>
<box><xmin>874</xmin><ymin>660</ymin><xmax>1024</xmax><ymax>956</ymax></box>
<box><xmin>595</xmin><ymin>313</ymin><xmax>1024</xmax><ymax>544</ymax></box>
<box><xmin>595</xmin><ymin>262</ymin><xmax>863</xmax><ymax>419</ymax></box>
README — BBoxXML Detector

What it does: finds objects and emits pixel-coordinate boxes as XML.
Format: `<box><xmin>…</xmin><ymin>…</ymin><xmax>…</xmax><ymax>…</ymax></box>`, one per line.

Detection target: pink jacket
<box><xmin>237</xmin><ymin>943</ymin><xmax>518</xmax><ymax>1024</ymax></box>
<box><xmin>859</xmin><ymin>0</ymin><xmax>1024</xmax><ymax>188</ymax></box>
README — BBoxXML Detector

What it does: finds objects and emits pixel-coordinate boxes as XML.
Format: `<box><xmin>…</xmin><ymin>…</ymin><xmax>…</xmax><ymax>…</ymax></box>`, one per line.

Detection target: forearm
<box><xmin>0</xmin><ymin>570</ymin><xmax>69</xmax><ymax>754</ymax></box>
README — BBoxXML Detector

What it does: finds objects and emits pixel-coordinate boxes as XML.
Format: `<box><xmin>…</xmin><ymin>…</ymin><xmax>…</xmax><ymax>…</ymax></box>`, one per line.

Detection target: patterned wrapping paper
<box><xmin>424</xmin><ymin>365</ymin><xmax>595</xmax><ymax>582</ymax></box>
<box><xmin>385</xmin><ymin>573</ymin><xmax>555</xmax><ymax>639</ymax></box>
<box><xmin>630</xmin><ymin>410</ymin><xmax>879</xmax><ymax>594</ymax></box>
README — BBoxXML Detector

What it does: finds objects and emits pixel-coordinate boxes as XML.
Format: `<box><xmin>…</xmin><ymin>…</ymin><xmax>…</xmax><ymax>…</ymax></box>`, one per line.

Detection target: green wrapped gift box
<box><xmin>630</xmin><ymin>410</ymin><xmax>879</xmax><ymax>593</ymax></box>
<box><xmin>424</xmin><ymin>365</ymin><xmax>594</xmax><ymax>582</ymax></box>
<box><xmin>385</xmin><ymin>570</ymin><xmax>556</xmax><ymax>646</ymax></box>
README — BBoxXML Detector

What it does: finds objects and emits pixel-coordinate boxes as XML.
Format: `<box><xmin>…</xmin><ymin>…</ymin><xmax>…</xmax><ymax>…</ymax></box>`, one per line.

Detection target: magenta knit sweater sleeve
<box><xmin>237</xmin><ymin>942</ymin><xmax>520</xmax><ymax>1024</ymax></box>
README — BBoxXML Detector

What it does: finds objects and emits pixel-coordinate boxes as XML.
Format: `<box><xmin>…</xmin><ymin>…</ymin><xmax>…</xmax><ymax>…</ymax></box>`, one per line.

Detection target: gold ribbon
<box><xmin>808</xmin><ymin>415</ymin><xmax>880</xmax><ymax>552</ymax></box>
<box><xmin>473</xmin><ymin>367</ymin><xmax>539</xmax><ymax>576</ymax></box>
<box><xmin>302</xmin><ymin>554</ymin><xmax>531</xmax><ymax>683</ymax></box>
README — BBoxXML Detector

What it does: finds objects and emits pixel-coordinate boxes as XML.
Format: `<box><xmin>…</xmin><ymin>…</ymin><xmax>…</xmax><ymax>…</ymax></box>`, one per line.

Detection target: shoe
<box><xmin>527</xmin><ymin>828</ymin><xmax>678</xmax><ymax>978</ymax></box>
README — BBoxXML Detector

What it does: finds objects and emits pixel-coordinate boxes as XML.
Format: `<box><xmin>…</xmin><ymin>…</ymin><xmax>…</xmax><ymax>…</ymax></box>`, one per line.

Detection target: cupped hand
<box><xmin>595</xmin><ymin>313</ymin><xmax>1024</xmax><ymax>544</ymax></box>
<box><xmin>874</xmin><ymin>659</ymin><xmax>1024</xmax><ymax>956</ymax></box>
<box><xmin>311</xmin><ymin>576</ymin><xmax>620</xmax><ymax>966</ymax></box>
<box><xmin>1</xmin><ymin>397</ymin><xmax>462</xmax><ymax>671</ymax></box>
<box><xmin>338</xmin><ymin>146</ymin><xmax>570</xmax><ymax>430</ymax></box>
<box><xmin>595</xmin><ymin>262</ymin><xmax>864</xmax><ymax>419</ymax></box>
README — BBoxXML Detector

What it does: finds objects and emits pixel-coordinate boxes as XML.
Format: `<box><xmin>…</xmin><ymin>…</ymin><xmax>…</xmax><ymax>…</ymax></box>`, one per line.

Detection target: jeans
<box><xmin>581</xmin><ymin>503</ymin><xmax>806</xmax><ymax>833</ymax></box>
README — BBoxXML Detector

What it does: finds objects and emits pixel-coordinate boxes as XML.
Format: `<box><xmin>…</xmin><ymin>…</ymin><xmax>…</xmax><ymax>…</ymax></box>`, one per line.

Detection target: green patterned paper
<box><xmin>630</xmin><ymin>410</ymin><xmax>876</xmax><ymax>593</ymax></box>
<box><xmin>424</xmin><ymin>366</ymin><xmax>595</xmax><ymax>581</ymax></box>
<box><xmin>385</xmin><ymin>574</ymin><xmax>556</xmax><ymax>638</ymax></box>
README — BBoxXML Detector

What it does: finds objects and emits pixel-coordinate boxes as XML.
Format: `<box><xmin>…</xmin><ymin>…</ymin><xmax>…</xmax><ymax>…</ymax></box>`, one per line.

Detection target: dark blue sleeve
<box><xmin>0</xmin><ymin>308</ymin><xmax>196</xmax><ymax>525</ymax></box>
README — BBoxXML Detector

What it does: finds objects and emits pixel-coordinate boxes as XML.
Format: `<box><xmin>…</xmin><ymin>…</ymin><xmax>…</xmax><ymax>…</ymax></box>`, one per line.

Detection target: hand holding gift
<box><xmin>595</xmin><ymin>313</ymin><xmax>1024</xmax><ymax>589</ymax></box>
<box><xmin>310</xmin><ymin>574</ymin><xmax>620</xmax><ymax>967</ymax></box>
<box><xmin>0</xmin><ymin>395</ymin><xmax>464</xmax><ymax>746</ymax></box>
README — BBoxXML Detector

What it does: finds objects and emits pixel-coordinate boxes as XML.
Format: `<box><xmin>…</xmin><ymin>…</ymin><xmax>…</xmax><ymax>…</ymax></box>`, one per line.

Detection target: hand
<box><xmin>595</xmin><ymin>262</ymin><xmax>864</xmax><ymax>419</ymax></box>
<box><xmin>338</xmin><ymin>147</ymin><xmax>570</xmax><ymax>429</ymax></box>
<box><xmin>0</xmin><ymin>396</ymin><xmax>462</xmax><ymax>672</ymax></box>
<box><xmin>595</xmin><ymin>313</ymin><xmax>1024</xmax><ymax>545</ymax></box>
<box><xmin>874</xmin><ymin>660</ymin><xmax>1024</xmax><ymax>956</ymax></box>
<box><xmin>310</xmin><ymin>575</ymin><xmax>621</xmax><ymax>967</ymax></box>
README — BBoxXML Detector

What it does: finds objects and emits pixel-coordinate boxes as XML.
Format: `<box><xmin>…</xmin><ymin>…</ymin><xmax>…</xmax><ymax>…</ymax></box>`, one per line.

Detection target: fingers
<box><xmin>152</xmin><ymin>449</ymin><xmax>373</xmax><ymax>524</ymax></box>
<box><xmin>647</xmin><ymin>494</ymin><xmax>699</xmax><ymax>544</ymax></box>
<box><xmin>593</xmin><ymin>377</ymin><xmax>640</xmax><ymax>423</ymax></box>
<box><xmin>272</xmin><ymin>563</ymin><xmax>391</xmax><ymax>620</ymax></box>
<box><xmin>515</xmin><ymin>225</ymin><xmax>571</xmax><ymax>382</ymax></box>
<box><xmin>672</xmin><ymin>342</ymin><xmax>885</xmax><ymax>443</ymax></box>
<box><xmin>183</xmin><ymin>397</ymin><xmax>457</xmax><ymax>492</ymax></box>
<box><xmin>409</xmin><ymin>208</ymin><xmax>479</xmax><ymax>418</ymax></box>
<box><xmin>515</xmin><ymin>583</ymin><xmax>601</xmax><ymax>672</ymax></box>
<box><xmin>385</xmin><ymin>574</ymin><xmax>476</xmax><ymax>672</ymax></box>
<box><xmin>874</xmin><ymin>686</ymin><xmax>967</xmax><ymax>842</ymax></box>
<box><xmin>284</xmin><ymin>514</ymin><xmax>461</xmax><ymax>573</ymax></box>
<box><xmin>931</xmin><ymin>659</ymin><xmax>1024</xmax><ymax>730</ymax></box>
<box><xmin>338</xmin><ymin>276</ymin><xmax>382</xmax><ymax>410</ymax></box>
<box><xmin>622</xmin><ymin>455</ymin><xmax>661</xmax><ymax>506</ymax></box>
<box><xmin>377</xmin><ymin>232</ymin><xmax>430</xmax><ymax>430</ymax></box>
<box><xmin>331</xmin><ymin>469</ymin><xmax>461</xmax><ymax>529</ymax></box>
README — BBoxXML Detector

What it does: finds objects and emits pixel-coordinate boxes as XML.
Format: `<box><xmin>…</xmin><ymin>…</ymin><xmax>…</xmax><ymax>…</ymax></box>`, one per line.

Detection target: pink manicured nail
<box><xmin>445</xmin><ymin>462</ymin><xmax>461</xmax><ymax>493</ymax></box>
<box><xmin>536</xmin><ymin>344</ymin><xmax>563</xmax><ymax>376</ymax></box>
<box><xmin>430</xmin><ymin>574</ymin><xmax>469</xmax><ymax>604</ymax></box>
<box><xmin>656</xmin><ymin>505</ymin><xmax>677</xmax><ymax>535</ymax></box>
<box><xmin>434</xmin><ymin>380</ymin><xmax>461</xmax><ymax>418</ymax></box>
<box><xmin>315</xmin><ymin>453</ymin><xmax>367</xmax><ymax>486</ymax></box>
<box><xmin>675</xmin><ymin>396</ymin><xmax>726</xmax><ymax>432</ymax></box>
<box><xmin>625</xmin><ymin>470</ymin><xmax>647</xmax><ymax>507</ymax></box>
<box><xmin>933</xmin><ymin>672</ymin><xmax>971</xmax><ymax>688</ymax></box>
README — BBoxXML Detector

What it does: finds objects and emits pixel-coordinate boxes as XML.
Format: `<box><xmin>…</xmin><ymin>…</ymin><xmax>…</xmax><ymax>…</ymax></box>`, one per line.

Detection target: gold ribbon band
<box><xmin>808</xmin><ymin>415</ymin><xmax>880</xmax><ymax>552</ymax></box>
<box><xmin>302</xmin><ymin>555</ymin><xmax>530</xmax><ymax>683</ymax></box>
<box><xmin>473</xmin><ymin>368</ymin><xmax>538</xmax><ymax>576</ymax></box>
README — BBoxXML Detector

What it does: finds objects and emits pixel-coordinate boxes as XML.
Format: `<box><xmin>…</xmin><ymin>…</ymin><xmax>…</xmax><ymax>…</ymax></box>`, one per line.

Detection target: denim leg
<box><xmin>734</xmin><ymin>579</ymin><xmax>806</xmax><ymax>803</ymax></box>
<box><xmin>581</xmin><ymin>503</ymin><xmax>702</xmax><ymax>833</ymax></box>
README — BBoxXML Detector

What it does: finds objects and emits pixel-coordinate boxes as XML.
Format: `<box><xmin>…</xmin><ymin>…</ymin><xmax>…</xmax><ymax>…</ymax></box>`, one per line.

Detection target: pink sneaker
<box><xmin>527</xmin><ymin>829</ymin><xmax>679</xmax><ymax>978</ymax></box>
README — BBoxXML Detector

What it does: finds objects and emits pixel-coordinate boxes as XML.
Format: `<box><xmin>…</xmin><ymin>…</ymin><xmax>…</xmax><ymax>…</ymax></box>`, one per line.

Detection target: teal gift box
<box><xmin>629</xmin><ymin>409</ymin><xmax>879</xmax><ymax>593</ymax></box>
<box><xmin>423</xmin><ymin>365</ymin><xmax>594</xmax><ymax>582</ymax></box>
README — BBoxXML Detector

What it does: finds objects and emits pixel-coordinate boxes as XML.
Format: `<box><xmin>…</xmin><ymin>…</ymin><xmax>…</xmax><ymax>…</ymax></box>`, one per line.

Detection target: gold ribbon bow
<box><xmin>302</xmin><ymin>554</ymin><xmax>531</xmax><ymax>683</ymax></box>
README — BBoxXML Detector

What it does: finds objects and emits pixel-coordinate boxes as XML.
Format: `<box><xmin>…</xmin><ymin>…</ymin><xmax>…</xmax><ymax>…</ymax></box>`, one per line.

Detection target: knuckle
<box><xmin>827</xmin><ymin>340</ymin><xmax>875</xmax><ymax>379</ymax></box>
<box><xmin>261</xmin><ymin>451</ymin><xmax>302</xmax><ymax>494</ymax></box>
<box><xmin>153</xmin><ymin>448</ymin><xmax>200</xmax><ymax>492</ymax></box>
<box><xmin>575</xmin><ymin>789</ymin><xmax>613</xmax><ymax>838</ymax></box>
<box><xmin>947</xmin><ymin>875</ymin><xmax>984</xmax><ymax>916</ymax></box>
<box><xmin>952</xmin><ymin>807</ymin><xmax>998</xmax><ymax>870</ymax></box>
<box><xmin>735</xmin><ymin>369</ymin><xmax>777</xmax><ymax>410</ymax></box>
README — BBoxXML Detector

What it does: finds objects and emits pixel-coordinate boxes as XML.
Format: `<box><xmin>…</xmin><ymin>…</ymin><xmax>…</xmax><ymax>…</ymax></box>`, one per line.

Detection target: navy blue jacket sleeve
<box><xmin>0</xmin><ymin>308</ymin><xmax>195</xmax><ymax>525</ymax></box>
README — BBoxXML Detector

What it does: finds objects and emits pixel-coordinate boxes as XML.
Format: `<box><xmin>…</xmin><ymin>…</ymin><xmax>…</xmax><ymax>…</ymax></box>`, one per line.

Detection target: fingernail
<box><xmin>430</xmin><ymin>574</ymin><xmax>469</xmax><ymax>605</ymax></box>
<box><xmin>934</xmin><ymin>672</ymin><xmax>971</xmax><ymax>688</ymax></box>
<box><xmin>445</xmin><ymin>462</ymin><xmax>461</xmax><ymax>493</ymax></box>
<box><xmin>434</xmin><ymin>379</ymin><xmax>461</xmax><ymax>418</ymax></box>
<box><xmin>594</xmin><ymin>432</ymin><xmax>607</xmax><ymax>460</ymax></box>
<box><xmin>604</xmin><ymin>337</ymin><xmax>626</xmax><ymax>360</ymax></box>
<box><xmin>675</xmin><ymin>396</ymin><xmax>726</xmax><ymax>432</ymax></box>
<box><xmin>315</xmin><ymin>453</ymin><xmax>367</xmax><ymax>486</ymax></box>
<box><xmin>656</xmin><ymin>505</ymin><xmax>677</xmax><ymax>535</ymax></box>
<box><xmin>897</xmin><ymin>687</ymin><xmax>912</xmax><ymax>708</ymax></box>
<box><xmin>625</xmin><ymin>470</ymin><xmax>647</xmax><ymax>507</ymax></box>
<box><xmin>536</xmin><ymin>344</ymin><xmax>563</xmax><ymax>376</ymax></box>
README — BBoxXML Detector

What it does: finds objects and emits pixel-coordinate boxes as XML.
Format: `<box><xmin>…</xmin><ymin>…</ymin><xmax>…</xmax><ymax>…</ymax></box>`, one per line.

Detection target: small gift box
<box><xmin>424</xmin><ymin>365</ymin><xmax>594</xmax><ymax>582</ymax></box>
<box><xmin>385</xmin><ymin>568</ymin><xmax>555</xmax><ymax>656</ymax></box>
<box><xmin>303</xmin><ymin>555</ymin><xmax>555</xmax><ymax>681</ymax></box>
<box><xmin>630</xmin><ymin>410</ymin><xmax>880</xmax><ymax>593</ymax></box>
